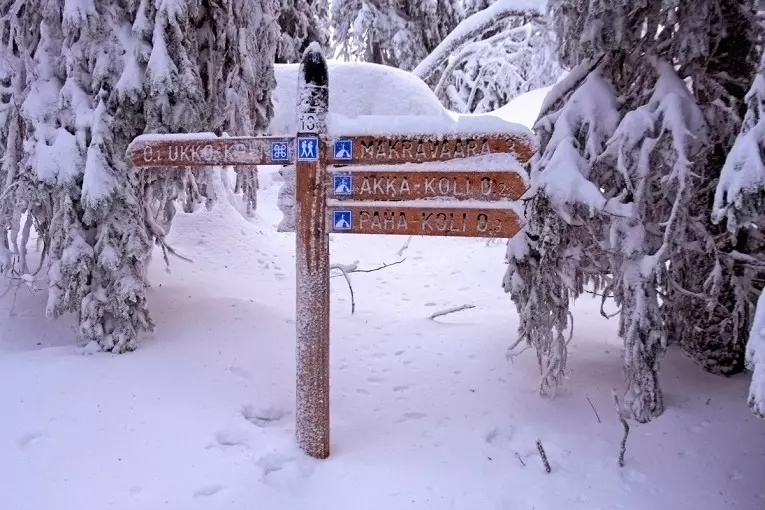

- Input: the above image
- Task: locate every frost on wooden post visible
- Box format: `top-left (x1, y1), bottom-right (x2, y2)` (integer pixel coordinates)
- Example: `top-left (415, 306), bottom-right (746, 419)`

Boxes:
top-left (295, 42), bottom-right (331, 459)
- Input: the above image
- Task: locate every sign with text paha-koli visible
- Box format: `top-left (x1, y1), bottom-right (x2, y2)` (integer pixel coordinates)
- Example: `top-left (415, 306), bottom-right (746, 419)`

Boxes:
top-left (327, 204), bottom-right (522, 238)
top-left (126, 43), bottom-right (537, 462)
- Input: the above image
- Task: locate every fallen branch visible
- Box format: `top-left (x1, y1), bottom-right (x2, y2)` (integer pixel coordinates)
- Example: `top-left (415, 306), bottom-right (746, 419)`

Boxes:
top-left (612, 390), bottom-right (630, 468)
top-left (514, 452), bottom-right (526, 467)
top-left (428, 304), bottom-right (476, 320)
top-left (536, 439), bottom-right (551, 473)
top-left (586, 396), bottom-right (602, 423)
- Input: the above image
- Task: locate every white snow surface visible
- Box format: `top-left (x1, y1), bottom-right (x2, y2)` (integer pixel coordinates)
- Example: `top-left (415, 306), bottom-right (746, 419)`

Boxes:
top-left (1, 88), bottom-right (764, 510)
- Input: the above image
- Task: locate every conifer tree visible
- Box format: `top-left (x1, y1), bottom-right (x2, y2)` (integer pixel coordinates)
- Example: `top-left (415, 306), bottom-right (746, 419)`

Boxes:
top-left (0, 0), bottom-right (279, 352)
top-left (276, 0), bottom-right (330, 64)
top-left (504, 0), bottom-right (762, 421)
top-left (331, 0), bottom-right (463, 71)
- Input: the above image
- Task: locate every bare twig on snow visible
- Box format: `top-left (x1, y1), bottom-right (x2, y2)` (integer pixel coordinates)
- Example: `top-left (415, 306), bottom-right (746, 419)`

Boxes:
top-left (536, 439), bottom-right (551, 473)
top-left (612, 390), bottom-right (630, 468)
top-left (428, 304), bottom-right (476, 320)
top-left (586, 396), bottom-right (602, 423)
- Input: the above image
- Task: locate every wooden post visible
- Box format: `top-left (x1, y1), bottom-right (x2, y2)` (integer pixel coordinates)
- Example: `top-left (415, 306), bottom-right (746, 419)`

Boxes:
top-left (295, 43), bottom-right (330, 459)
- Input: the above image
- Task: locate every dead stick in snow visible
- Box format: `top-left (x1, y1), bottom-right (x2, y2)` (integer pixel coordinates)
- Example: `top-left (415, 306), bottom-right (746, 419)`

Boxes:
top-left (515, 452), bottom-right (526, 467)
top-left (586, 396), bottom-right (602, 423)
top-left (612, 390), bottom-right (629, 467)
top-left (428, 304), bottom-right (476, 320)
top-left (536, 439), bottom-right (551, 473)
top-left (329, 259), bottom-right (405, 314)
top-left (330, 264), bottom-right (356, 314)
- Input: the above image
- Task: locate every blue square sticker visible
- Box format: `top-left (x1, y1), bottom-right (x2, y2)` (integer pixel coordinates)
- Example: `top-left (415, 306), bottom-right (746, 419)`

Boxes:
top-left (271, 141), bottom-right (290, 162)
top-left (333, 210), bottom-right (352, 231)
top-left (333, 139), bottom-right (353, 160)
top-left (333, 174), bottom-right (353, 196)
top-left (297, 137), bottom-right (319, 161)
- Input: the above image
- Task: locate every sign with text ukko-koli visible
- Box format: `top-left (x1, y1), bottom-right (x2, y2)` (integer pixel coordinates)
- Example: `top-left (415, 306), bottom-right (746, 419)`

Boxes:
top-left (127, 134), bottom-right (295, 168)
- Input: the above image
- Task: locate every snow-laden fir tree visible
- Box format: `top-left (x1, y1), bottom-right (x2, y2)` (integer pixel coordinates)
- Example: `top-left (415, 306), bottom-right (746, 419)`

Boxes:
top-left (713, 30), bottom-right (765, 417)
top-left (413, 1), bottom-right (559, 113)
top-left (331, 0), bottom-right (463, 71)
top-left (0, 0), bottom-right (278, 352)
top-left (276, 0), bottom-right (329, 64)
top-left (504, 0), bottom-right (762, 421)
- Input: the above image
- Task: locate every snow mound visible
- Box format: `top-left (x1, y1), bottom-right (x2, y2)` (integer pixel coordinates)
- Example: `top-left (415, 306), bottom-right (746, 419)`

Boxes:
top-left (269, 61), bottom-right (451, 135)
top-left (270, 61), bottom-right (532, 139)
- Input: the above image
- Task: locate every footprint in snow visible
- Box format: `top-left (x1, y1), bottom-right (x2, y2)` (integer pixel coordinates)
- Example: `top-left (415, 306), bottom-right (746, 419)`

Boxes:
top-left (397, 412), bottom-right (427, 423)
top-left (16, 431), bottom-right (45, 449)
top-left (392, 385), bottom-right (409, 392)
top-left (257, 451), bottom-right (313, 489)
top-left (193, 484), bottom-right (224, 498)
top-left (212, 429), bottom-right (249, 448)
top-left (241, 405), bottom-right (287, 427)
top-left (227, 366), bottom-right (252, 381)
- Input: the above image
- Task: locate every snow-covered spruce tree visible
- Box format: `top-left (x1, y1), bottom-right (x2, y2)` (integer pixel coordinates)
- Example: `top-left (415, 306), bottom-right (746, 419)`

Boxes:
top-left (276, 0), bottom-right (329, 64)
top-left (712, 18), bottom-right (765, 417)
top-left (413, 1), bottom-right (558, 111)
top-left (0, 1), bottom-right (47, 276)
top-left (504, 0), bottom-right (761, 422)
top-left (433, 9), bottom-right (558, 112)
top-left (331, 0), bottom-right (463, 71)
top-left (664, 0), bottom-right (762, 376)
top-left (3, 0), bottom-right (278, 352)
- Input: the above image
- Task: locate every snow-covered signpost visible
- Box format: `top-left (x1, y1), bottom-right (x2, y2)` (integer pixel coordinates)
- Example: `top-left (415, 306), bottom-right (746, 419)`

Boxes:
top-left (127, 43), bottom-right (535, 460)
top-left (294, 45), bottom-right (331, 460)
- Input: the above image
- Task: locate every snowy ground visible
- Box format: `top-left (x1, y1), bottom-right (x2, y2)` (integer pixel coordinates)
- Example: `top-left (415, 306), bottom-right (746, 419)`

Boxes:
top-left (1, 95), bottom-right (764, 509)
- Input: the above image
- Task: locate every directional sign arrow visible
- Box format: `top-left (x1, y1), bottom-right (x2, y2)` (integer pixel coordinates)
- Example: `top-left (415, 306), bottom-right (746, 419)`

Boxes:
top-left (127, 134), bottom-right (295, 168)
top-left (326, 201), bottom-right (523, 239)
top-left (325, 133), bottom-right (536, 166)
top-left (327, 169), bottom-right (527, 202)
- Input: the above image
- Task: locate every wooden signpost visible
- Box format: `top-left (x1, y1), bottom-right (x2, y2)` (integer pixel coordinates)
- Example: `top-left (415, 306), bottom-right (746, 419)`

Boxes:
top-left (127, 44), bottom-right (535, 460)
